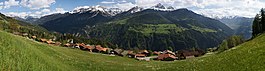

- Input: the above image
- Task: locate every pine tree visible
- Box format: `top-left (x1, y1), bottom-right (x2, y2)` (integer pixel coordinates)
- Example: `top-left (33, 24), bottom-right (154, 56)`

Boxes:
top-left (252, 14), bottom-right (260, 36)
top-left (259, 8), bottom-right (265, 33)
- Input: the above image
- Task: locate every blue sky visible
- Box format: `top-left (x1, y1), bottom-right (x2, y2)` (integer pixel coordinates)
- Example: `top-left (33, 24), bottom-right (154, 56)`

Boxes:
top-left (0, 0), bottom-right (265, 18)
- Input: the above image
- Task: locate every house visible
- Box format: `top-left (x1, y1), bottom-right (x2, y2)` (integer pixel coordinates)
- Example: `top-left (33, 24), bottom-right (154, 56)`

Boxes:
top-left (22, 33), bottom-right (28, 37)
top-left (120, 50), bottom-right (129, 57)
top-left (176, 50), bottom-right (205, 60)
top-left (157, 53), bottom-right (176, 61)
top-left (163, 50), bottom-right (175, 56)
top-left (46, 40), bottom-right (55, 44)
top-left (40, 39), bottom-right (47, 42)
top-left (74, 43), bottom-right (82, 49)
top-left (93, 45), bottom-right (108, 53)
top-left (80, 44), bottom-right (95, 52)
top-left (113, 49), bottom-right (123, 56)
top-left (135, 54), bottom-right (146, 58)
top-left (153, 51), bottom-right (163, 55)
top-left (138, 50), bottom-right (150, 56)
top-left (31, 36), bottom-right (37, 39)
top-left (127, 50), bottom-right (136, 58)
top-left (54, 42), bottom-right (62, 46)
top-left (64, 43), bottom-right (74, 47)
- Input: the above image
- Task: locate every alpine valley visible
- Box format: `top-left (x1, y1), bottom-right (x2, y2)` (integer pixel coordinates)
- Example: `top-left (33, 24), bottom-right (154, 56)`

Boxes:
top-left (20, 4), bottom-right (234, 51)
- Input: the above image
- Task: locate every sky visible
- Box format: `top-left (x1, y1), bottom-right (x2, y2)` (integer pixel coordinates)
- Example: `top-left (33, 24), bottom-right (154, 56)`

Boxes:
top-left (0, 0), bottom-right (265, 18)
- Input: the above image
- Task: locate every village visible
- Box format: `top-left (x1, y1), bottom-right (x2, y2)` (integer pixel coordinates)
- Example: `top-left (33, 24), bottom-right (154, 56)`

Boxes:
top-left (13, 32), bottom-right (206, 61)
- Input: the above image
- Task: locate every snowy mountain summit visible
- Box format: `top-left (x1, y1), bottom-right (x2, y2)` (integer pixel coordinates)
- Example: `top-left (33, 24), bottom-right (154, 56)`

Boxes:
top-left (151, 3), bottom-right (175, 11)
top-left (127, 6), bottom-right (144, 13)
top-left (70, 5), bottom-right (123, 16)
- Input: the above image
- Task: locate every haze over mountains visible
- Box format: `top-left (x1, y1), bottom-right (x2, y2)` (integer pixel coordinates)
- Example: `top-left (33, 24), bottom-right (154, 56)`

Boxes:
top-left (217, 17), bottom-right (254, 39)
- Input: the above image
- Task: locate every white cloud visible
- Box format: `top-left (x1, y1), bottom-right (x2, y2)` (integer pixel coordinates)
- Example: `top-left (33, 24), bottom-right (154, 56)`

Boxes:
top-left (20, 0), bottom-right (56, 10)
top-left (0, 2), bottom-right (3, 5)
top-left (118, 0), bottom-right (127, 3)
top-left (114, 2), bottom-right (136, 10)
top-left (53, 8), bottom-right (67, 14)
top-left (41, 8), bottom-right (51, 13)
top-left (4, 12), bottom-right (31, 19)
top-left (101, 1), bottom-right (116, 4)
top-left (4, 8), bottom-right (67, 19)
top-left (115, 0), bottom-right (265, 18)
top-left (3, 0), bottom-right (19, 9)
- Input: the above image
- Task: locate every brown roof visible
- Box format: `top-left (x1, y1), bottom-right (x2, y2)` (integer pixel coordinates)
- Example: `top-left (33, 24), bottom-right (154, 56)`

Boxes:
top-left (40, 39), bottom-right (47, 42)
top-left (64, 43), bottom-right (71, 47)
top-left (46, 40), bottom-right (55, 44)
top-left (31, 36), bottom-right (37, 39)
top-left (128, 50), bottom-right (135, 55)
top-left (54, 42), bottom-right (62, 45)
top-left (95, 45), bottom-right (108, 52)
top-left (114, 49), bottom-right (123, 54)
top-left (157, 54), bottom-right (176, 60)
top-left (135, 54), bottom-right (146, 57)
top-left (178, 50), bottom-right (201, 57)
top-left (153, 51), bottom-right (161, 55)
top-left (80, 44), bottom-right (94, 50)
top-left (139, 50), bottom-right (149, 54)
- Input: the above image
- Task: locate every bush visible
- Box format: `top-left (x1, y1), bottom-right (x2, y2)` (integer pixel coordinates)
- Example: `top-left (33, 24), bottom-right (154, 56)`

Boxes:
top-left (217, 35), bottom-right (245, 52)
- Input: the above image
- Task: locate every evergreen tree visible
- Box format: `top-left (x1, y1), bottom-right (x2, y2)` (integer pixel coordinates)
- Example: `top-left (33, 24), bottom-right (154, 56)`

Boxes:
top-left (261, 8), bottom-right (265, 32)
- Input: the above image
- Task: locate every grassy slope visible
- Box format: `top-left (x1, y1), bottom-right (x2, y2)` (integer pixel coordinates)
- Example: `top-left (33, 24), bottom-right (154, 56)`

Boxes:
top-left (0, 30), bottom-right (265, 71)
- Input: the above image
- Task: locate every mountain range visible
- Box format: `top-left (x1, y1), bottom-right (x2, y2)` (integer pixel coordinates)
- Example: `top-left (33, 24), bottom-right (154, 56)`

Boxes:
top-left (11, 3), bottom-right (235, 51)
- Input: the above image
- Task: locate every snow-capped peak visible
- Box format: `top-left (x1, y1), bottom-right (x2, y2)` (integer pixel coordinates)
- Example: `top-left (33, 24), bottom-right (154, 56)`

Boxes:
top-left (69, 5), bottom-right (124, 16)
top-left (150, 3), bottom-right (175, 11)
top-left (108, 8), bottom-right (124, 15)
top-left (71, 5), bottom-right (109, 14)
top-left (153, 3), bottom-right (166, 9)
top-left (127, 6), bottom-right (144, 13)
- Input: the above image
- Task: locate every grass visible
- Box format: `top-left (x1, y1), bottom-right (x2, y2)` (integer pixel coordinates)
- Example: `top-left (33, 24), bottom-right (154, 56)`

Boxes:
top-left (0, 30), bottom-right (265, 71)
top-left (129, 24), bottom-right (187, 36)
top-left (188, 24), bottom-right (217, 33)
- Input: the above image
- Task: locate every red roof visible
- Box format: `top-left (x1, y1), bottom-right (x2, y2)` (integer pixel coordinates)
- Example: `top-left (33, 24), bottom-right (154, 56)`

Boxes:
top-left (135, 54), bottom-right (146, 57)
top-left (157, 54), bottom-right (176, 60)
top-left (95, 45), bottom-right (108, 52)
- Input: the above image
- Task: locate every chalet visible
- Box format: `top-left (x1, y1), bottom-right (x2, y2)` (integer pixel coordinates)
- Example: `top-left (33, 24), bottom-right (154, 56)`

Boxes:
top-left (46, 40), bottom-right (55, 44)
top-left (106, 48), bottom-right (113, 54)
top-left (138, 50), bottom-right (150, 56)
top-left (176, 50), bottom-right (205, 60)
top-left (135, 54), bottom-right (146, 58)
top-left (54, 42), bottom-right (62, 46)
top-left (22, 33), bottom-right (28, 37)
top-left (31, 36), bottom-right (37, 39)
top-left (64, 43), bottom-right (74, 47)
top-left (120, 50), bottom-right (129, 57)
top-left (157, 53), bottom-right (176, 61)
top-left (40, 39), bottom-right (47, 42)
top-left (153, 51), bottom-right (162, 55)
top-left (127, 50), bottom-right (136, 58)
top-left (74, 43), bottom-right (82, 49)
top-left (163, 50), bottom-right (175, 55)
top-left (80, 44), bottom-right (95, 52)
top-left (113, 49), bottom-right (123, 56)
top-left (93, 45), bottom-right (108, 53)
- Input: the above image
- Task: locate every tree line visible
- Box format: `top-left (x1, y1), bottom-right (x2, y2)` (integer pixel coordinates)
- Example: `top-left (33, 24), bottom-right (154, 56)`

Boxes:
top-left (252, 8), bottom-right (265, 37)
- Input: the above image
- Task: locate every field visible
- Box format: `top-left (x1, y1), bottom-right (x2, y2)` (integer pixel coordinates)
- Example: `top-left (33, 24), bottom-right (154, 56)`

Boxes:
top-left (0, 30), bottom-right (265, 71)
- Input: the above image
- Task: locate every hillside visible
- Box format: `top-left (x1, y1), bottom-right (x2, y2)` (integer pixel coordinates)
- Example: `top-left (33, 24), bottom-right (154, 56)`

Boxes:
top-left (88, 9), bottom-right (233, 51)
top-left (0, 13), bottom-right (51, 39)
top-left (0, 29), bottom-right (265, 71)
